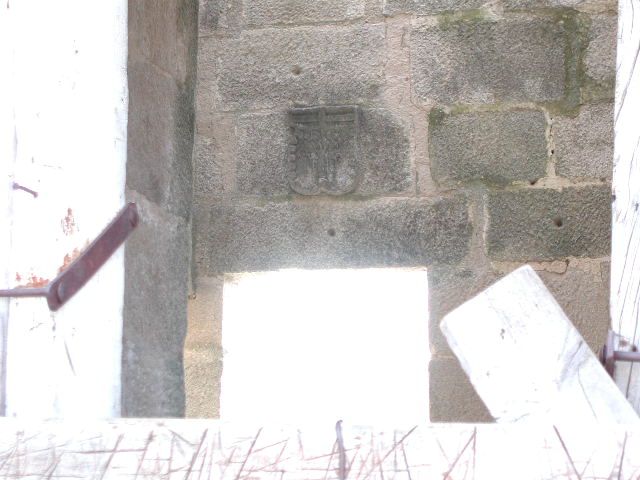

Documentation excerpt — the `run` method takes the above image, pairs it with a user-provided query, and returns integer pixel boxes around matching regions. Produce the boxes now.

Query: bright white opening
[220,267,430,427]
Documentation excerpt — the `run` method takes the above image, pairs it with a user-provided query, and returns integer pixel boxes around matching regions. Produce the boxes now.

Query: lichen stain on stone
[61,208,78,236]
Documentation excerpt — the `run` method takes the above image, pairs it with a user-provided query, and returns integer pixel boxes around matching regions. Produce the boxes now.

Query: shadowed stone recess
[235,108,412,196]
[204,197,471,273]
[554,103,614,179]
[487,186,611,261]
[430,357,494,423]
[383,0,485,15]
[429,109,548,185]
[411,18,566,105]
[200,24,385,110]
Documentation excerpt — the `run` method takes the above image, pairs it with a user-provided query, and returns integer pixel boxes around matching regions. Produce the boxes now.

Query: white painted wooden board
[0,1,128,417]
[611,0,640,414]
[441,265,639,425]
[0,419,636,479]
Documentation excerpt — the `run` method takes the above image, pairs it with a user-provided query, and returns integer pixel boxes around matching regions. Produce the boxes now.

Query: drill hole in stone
[291,65,302,75]
[327,228,336,237]
[553,217,563,228]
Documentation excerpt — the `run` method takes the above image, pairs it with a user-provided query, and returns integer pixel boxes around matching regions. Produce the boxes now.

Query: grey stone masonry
[487,185,611,261]
[230,108,412,196]
[429,109,548,185]
[411,17,566,105]
[199,24,385,111]
[203,196,471,273]
[504,0,599,10]
[554,103,614,179]
[383,0,485,15]
[585,14,617,84]
[199,0,365,31]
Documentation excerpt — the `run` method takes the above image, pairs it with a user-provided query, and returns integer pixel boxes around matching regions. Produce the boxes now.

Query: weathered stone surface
[430,357,494,423]
[194,133,224,196]
[554,103,614,179]
[127,59,195,219]
[429,109,548,185]
[123,192,190,417]
[539,267,609,355]
[203,197,470,273]
[487,186,611,261]
[585,14,617,83]
[243,0,365,26]
[504,0,592,9]
[235,108,412,196]
[383,0,485,14]
[411,18,566,105]
[428,266,499,356]
[199,25,385,110]
[236,113,291,195]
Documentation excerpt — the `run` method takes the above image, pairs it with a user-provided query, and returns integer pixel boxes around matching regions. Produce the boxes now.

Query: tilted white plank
[0,419,637,479]
[441,265,639,425]
[611,0,640,413]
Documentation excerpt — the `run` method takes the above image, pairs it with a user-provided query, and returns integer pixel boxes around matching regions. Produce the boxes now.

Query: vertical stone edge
[123,0,199,417]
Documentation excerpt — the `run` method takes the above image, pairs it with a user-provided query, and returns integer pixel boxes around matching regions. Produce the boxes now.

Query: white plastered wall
[0,1,128,417]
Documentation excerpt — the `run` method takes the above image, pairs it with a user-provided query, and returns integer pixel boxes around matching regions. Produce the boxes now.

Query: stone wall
[125,0,199,417]
[191,0,616,421]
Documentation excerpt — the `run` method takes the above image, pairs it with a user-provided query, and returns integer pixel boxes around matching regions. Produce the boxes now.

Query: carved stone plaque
[289,106,359,195]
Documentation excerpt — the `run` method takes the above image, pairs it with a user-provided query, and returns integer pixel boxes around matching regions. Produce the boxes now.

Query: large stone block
[411,18,566,105]
[199,24,385,110]
[487,185,611,261]
[585,14,617,84]
[235,108,412,196]
[123,192,190,417]
[127,60,194,219]
[504,0,592,8]
[429,357,493,422]
[203,196,471,273]
[554,103,614,179]
[383,0,485,15]
[429,109,548,185]
[243,0,365,27]
[199,0,364,31]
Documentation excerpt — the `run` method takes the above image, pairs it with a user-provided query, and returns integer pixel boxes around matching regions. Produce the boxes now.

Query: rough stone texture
[487,186,612,261]
[430,109,548,185]
[585,14,617,83]
[125,0,198,417]
[193,133,223,197]
[539,267,609,355]
[411,18,566,105]
[202,197,471,273]
[504,0,593,8]
[428,266,499,357]
[234,109,412,196]
[429,357,494,423]
[243,0,365,27]
[199,0,364,31]
[127,60,194,219]
[236,113,291,196]
[383,0,485,15]
[554,103,614,179]
[123,192,190,417]
[199,24,385,111]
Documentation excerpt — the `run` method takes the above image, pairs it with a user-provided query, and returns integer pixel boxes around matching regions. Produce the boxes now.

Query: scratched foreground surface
[0,420,638,479]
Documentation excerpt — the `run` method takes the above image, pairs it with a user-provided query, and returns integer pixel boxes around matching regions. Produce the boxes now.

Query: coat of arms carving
[288,106,359,195]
